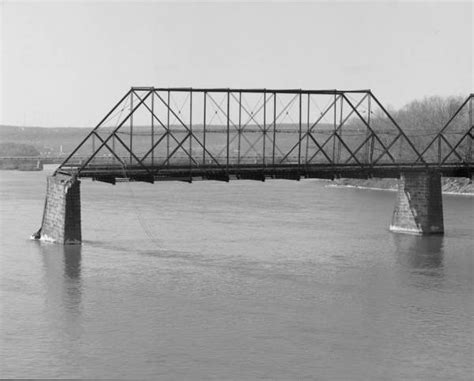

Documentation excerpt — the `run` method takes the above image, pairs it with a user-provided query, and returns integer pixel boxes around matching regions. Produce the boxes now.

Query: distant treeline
[0,142,40,157]
[347,95,470,163]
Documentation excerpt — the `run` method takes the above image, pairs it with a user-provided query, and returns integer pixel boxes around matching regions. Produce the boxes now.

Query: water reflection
[393,234,444,270]
[35,243,83,374]
[38,243,82,314]
[393,234,445,291]
[64,245,82,280]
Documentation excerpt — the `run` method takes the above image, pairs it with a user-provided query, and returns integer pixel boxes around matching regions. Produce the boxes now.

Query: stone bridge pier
[389,171,444,235]
[33,174,82,244]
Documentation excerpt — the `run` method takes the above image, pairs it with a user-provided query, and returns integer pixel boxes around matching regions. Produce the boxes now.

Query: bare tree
[394,95,465,135]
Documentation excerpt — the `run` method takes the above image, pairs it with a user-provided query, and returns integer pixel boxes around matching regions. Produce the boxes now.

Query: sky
[1,0,472,127]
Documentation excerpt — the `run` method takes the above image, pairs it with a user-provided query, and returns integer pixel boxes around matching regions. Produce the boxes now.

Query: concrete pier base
[34,174,82,244]
[389,171,444,235]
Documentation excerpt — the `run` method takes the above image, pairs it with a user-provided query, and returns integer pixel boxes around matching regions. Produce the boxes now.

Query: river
[0,166,472,379]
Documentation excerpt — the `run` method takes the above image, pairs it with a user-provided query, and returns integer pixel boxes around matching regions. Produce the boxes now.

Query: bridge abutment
[34,174,82,244]
[390,171,444,235]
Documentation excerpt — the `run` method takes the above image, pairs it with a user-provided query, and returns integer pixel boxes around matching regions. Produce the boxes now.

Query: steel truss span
[55,88,473,183]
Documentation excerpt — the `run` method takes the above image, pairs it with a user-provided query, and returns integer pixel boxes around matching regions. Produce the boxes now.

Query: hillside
[0,142,40,157]
[0,125,91,156]
[0,124,336,157]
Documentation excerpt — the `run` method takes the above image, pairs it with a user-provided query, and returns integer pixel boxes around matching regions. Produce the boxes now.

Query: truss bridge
[36,88,473,243]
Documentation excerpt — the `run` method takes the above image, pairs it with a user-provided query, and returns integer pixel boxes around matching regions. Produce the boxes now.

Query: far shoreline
[326,183,474,197]
[326,177,473,197]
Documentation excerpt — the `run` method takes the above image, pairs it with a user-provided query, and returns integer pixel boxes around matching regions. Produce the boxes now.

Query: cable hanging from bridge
[109,103,162,247]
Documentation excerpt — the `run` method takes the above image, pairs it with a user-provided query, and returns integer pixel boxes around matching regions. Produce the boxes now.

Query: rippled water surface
[1,167,473,379]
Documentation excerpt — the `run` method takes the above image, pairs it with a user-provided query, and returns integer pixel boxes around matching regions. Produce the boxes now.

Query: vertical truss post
[238,92,242,167]
[369,95,375,165]
[298,92,302,169]
[151,90,155,167]
[438,135,442,165]
[365,95,371,164]
[398,122,403,160]
[189,90,193,170]
[337,95,343,163]
[167,90,170,167]
[272,92,277,166]
[468,96,472,163]
[130,91,134,165]
[203,91,207,165]
[226,90,230,170]
[305,93,310,164]
[263,91,267,167]
[332,94,337,163]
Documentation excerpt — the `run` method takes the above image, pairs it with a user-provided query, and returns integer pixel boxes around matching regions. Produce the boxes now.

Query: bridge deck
[57,163,472,184]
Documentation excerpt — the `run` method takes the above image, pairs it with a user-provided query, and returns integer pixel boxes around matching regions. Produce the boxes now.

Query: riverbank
[0,142,43,171]
[329,177,474,195]
[0,158,43,171]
